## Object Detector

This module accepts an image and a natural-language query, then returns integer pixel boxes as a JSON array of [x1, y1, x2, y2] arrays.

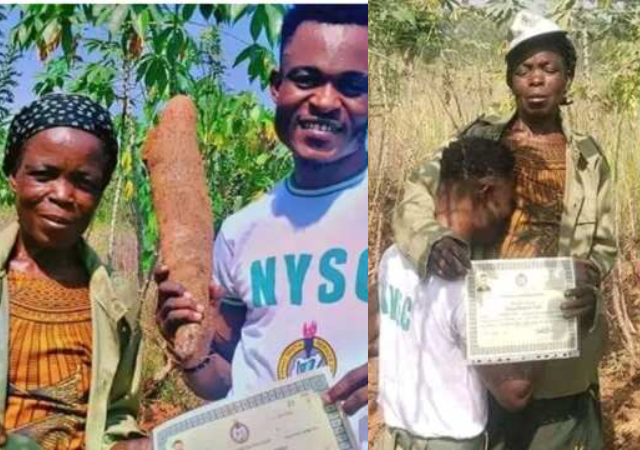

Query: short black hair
[[280, 5, 367, 58], [440, 137, 515, 183], [506, 33, 577, 88]]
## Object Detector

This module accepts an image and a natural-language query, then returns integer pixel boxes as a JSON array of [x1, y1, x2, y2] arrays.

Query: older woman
[[0, 94, 148, 449], [392, 11, 615, 450]]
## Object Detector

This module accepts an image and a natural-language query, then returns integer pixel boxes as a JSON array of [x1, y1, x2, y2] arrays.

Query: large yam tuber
[[143, 95, 213, 363]]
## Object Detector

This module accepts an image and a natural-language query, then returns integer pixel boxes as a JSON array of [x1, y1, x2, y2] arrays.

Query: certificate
[[465, 258, 579, 365], [152, 369, 357, 450]]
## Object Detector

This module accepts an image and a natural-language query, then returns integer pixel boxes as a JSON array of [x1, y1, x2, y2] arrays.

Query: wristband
[[178, 338, 217, 374]]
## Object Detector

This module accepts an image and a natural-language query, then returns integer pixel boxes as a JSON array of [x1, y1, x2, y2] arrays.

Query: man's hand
[[323, 364, 367, 416], [154, 265, 225, 347], [110, 437, 152, 450], [561, 259, 602, 326], [427, 237, 471, 280]]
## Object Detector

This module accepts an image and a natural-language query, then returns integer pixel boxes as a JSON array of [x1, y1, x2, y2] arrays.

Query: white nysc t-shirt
[[214, 169, 368, 448], [378, 245, 487, 440]]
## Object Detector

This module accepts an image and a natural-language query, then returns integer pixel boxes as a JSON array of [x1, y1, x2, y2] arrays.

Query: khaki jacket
[[0, 223, 144, 449], [392, 114, 617, 399]]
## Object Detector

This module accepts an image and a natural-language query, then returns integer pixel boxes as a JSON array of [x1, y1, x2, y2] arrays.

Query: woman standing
[[392, 11, 616, 450], [0, 94, 147, 449]]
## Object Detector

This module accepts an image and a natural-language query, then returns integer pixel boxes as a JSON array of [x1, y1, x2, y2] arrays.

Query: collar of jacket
[[468, 112, 602, 170], [0, 222, 137, 327]]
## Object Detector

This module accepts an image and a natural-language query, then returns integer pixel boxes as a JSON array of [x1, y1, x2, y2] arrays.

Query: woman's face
[[9, 127, 108, 250], [510, 49, 569, 121]]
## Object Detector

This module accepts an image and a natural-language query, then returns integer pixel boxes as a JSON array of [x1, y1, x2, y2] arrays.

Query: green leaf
[[136, 54, 153, 82], [108, 4, 130, 35], [133, 9, 150, 39], [250, 6, 265, 42], [182, 4, 196, 22], [81, 4, 95, 23], [61, 20, 73, 59], [200, 4, 214, 20], [256, 153, 269, 166], [231, 5, 253, 24], [166, 30, 183, 59], [264, 5, 283, 48], [213, 5, 231, 23], [233, 44, 257, 67], [248, 52, 263, 82], [145, 57, 161, 88], [153, 28, 172, 53], [42, 20, 60, 47]]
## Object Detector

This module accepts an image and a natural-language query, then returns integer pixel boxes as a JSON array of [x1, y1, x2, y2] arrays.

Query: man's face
[[271, 21, 368, 164]]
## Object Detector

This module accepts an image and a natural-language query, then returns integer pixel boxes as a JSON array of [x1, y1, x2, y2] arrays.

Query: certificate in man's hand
[[465, 258, 579, 365], [152, 369, 357, 450]]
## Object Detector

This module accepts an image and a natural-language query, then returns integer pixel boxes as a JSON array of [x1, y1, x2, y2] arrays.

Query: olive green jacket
[[0, 223, 145, 449], [392, 114, 617, 399]]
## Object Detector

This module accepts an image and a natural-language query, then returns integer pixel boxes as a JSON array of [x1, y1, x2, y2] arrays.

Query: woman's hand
[[427, 237, 471, 280], [562, 259, 602, 327]]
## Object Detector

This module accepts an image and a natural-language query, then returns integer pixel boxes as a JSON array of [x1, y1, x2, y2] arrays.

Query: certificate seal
[[277, 321, 337, 380], [230, 421, 250, 444], [516, 273, 528, 287]]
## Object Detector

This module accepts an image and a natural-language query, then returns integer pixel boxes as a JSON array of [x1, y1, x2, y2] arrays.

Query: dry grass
[[368, 58, 640, 448]]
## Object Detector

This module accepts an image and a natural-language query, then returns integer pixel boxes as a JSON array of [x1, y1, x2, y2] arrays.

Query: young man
[[155, 5, 368, 448], [377, 137, 536, 449]]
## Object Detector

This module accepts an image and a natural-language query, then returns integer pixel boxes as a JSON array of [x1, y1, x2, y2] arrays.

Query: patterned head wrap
[[3, 93, 118, 182]]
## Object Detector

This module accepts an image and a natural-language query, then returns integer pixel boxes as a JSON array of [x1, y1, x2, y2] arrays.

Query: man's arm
[[476, 363, 540, 412], [180, 300, 246, 400], [452, 293, 537, 413]]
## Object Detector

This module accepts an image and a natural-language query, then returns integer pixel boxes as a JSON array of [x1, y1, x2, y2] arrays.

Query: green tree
[[0, 5, 21, 205]]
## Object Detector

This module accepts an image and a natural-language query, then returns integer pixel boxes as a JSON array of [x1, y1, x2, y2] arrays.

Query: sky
[[3, 5, 275, 117]]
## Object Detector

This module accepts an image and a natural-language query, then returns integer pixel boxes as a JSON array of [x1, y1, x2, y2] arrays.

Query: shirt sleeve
[[213, 226, 245, 307], [392, 150, 451, 279], [449, 281, 467, 346], [102, 322, 146, 448]]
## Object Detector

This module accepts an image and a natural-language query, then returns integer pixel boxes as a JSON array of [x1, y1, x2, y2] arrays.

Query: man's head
[[436, 137, 515, 246], [270, 5, 368, 165]]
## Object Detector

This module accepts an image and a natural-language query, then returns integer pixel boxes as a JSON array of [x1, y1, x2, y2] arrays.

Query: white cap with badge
[[507, 11, 567, 57]]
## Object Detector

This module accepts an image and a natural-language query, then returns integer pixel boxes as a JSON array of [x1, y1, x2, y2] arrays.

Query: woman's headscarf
[[3, 93, 118, 183]]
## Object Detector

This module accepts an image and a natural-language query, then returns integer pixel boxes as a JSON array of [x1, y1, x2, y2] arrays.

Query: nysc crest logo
[[229, 421, 250, 444], [277, 321, 337, 379]]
